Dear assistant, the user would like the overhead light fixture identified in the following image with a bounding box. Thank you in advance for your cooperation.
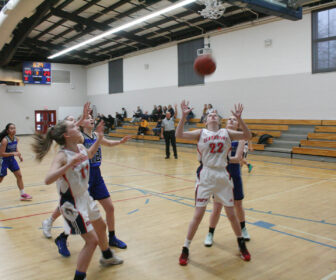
[48,0,197,59]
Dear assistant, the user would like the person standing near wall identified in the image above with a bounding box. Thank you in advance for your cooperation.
[161,104,178,159]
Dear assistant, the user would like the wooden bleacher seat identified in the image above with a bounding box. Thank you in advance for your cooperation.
[315,126,336,133]
[247,124,288,131]
[300,140,336,149]
[292,147,336,157]
[322,120,336,126]
[244,119,322,125]
[307,133,336,141]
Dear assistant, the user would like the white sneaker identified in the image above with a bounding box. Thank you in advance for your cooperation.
[42,218,52,238]
[204,232,213,247]
[100,250,123,266]
[242,227,250,241]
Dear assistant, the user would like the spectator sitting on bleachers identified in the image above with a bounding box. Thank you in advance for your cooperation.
[186,107,195,124]
[200,104,208,123]
[157,105,163,120]
[115,112,123,127]
[152,119,162,136]
[106,114,115,131]
[131,106,143,123]
[163,106,168,116]
[168,104,175,118]
[141,111,150,121]
[151,105,159,121]
[121,107,127,120]
[137,117,149,135]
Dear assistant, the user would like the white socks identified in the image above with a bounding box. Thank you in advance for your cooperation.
[20,189,25,195]
[184,239,191,248]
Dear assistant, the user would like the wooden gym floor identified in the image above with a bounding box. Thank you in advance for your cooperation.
[0,136,335,280]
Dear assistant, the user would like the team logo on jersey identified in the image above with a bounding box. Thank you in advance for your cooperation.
[197,198,208,202]
[203,135,226,143]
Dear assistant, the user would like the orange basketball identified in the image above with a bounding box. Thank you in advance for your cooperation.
[193,55,216,76]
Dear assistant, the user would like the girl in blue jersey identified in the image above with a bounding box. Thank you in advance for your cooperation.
[43,113,132,255]
[0,123,32,201]
[204,115,250,247]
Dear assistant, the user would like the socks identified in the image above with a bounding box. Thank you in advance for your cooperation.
[183,239,191,248]
[209,227,215,234]
[74,270,86,280]
[20,189,25,195]
[240,221,245,229]
[109,231,115,238]
[102,248,113,259]
[58,232,69,239]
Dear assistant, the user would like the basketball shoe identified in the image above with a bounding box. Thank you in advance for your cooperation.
[109,236,127,249]
[237,237,251,261]
[55,234,70,257]
[100,250,123,266]
[204,232,213,247]
[42,218,52,238]
[20,193,32,201]
[179,247,189,266]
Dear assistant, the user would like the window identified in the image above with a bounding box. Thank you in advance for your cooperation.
[312,7,336,73]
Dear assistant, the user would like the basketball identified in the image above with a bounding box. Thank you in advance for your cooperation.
[193,55,216,76]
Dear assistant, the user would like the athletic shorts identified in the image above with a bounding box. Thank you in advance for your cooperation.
[232,176,244,200]
[88,166,110,200]
[60,191,101,235]
[195,165,234,207]
[0,157,20,177]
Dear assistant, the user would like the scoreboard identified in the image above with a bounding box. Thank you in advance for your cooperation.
[23,62,51,84]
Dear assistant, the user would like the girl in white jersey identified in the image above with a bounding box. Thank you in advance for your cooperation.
[175,100,252,266]
[32,119,123,280]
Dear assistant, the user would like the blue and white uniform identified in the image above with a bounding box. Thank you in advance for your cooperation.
[227,141,244,200]
[82,132,110,200]
[195,128,234,207]
[57,145,101,235]
[0,136,20,177]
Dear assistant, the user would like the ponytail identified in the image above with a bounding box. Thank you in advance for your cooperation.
[0,123,14,142]
[32,121,67,161]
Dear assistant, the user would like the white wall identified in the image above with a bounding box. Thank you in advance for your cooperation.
[124,46,178,91]
[86,13,336,120]
[0,63,87,134]
[87,63,108,96]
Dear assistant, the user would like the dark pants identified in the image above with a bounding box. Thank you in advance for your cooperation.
[164,130,177,158]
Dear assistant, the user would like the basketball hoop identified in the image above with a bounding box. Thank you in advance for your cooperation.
[198,0,226,20]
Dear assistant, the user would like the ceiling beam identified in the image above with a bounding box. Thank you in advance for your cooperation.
[0,0,62,66]
[49,7,154,47]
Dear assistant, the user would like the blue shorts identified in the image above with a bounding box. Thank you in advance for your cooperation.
[227,164,244,200]
[232,176,244,200]
[0,157,20,177]
[88,166,110,200]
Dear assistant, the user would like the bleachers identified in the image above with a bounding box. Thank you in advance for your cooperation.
[109,118,336,158]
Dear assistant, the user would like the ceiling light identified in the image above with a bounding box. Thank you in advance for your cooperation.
[48,0,197,59]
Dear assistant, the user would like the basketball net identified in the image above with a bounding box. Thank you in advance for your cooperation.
[198,0,226,19]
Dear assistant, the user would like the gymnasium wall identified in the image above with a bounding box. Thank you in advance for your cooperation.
[0,64,87,134]
[86,13,336,120]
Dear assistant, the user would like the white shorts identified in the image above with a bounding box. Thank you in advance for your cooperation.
[60,191,101,235]
[195,166,234,207]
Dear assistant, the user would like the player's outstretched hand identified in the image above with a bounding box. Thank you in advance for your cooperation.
[120,135,132,144]
[231,103,244,120]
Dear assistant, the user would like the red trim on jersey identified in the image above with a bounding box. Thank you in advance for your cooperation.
[62,174,76,208]
[195,184,199,206]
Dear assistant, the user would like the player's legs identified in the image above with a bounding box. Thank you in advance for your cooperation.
[42,207,61,238]
[235,200,250,241]
[204,201,222,246]
[91,217,123,266]
[13,169,32,200]
[98,197,127,249]
[179,206,206,265]
[75,231,99,280]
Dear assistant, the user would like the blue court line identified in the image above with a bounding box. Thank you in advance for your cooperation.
[0,226,12,229]
[112,183,336,250]
[246,208,336,226]
[128,209,139,215]
[145,199,149,204]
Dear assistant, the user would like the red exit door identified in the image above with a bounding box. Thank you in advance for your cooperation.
[35,110,56,133]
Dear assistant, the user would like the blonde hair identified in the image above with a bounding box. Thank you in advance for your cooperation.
[32,121,68,161]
